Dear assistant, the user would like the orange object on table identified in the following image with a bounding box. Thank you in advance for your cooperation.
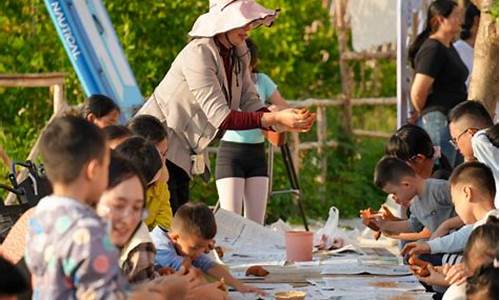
[245,265,269,277]
[262,130,286,146]
[360,208,382,232]
[408,254,431,277]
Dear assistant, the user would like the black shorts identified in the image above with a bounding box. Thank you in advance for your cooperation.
[215,141,268,179]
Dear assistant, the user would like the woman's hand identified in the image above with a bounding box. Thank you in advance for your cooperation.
[274,107,315,132]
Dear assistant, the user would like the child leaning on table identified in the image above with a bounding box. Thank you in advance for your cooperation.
[151,202,264,296]
[371,156,458,237]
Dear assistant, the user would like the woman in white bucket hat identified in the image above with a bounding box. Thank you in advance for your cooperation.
[137,0,315,212]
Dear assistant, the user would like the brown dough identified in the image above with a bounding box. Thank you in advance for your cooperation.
[245,265,270,277]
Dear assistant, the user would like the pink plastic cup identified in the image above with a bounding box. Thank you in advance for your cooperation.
[285,231,313,262]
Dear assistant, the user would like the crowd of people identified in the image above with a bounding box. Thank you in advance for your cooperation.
[0,0,498,299]
[360,1,499,299]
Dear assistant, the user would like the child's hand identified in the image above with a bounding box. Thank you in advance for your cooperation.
[412,265,449,287]
[234,282,266,296]
[182,257,193,270]
[187,282,230,300]
[158,266,176,276]
[178,266,207,288]
[372,217,389,231]
[444,263,467,286]
[147,274,189,300]
[381,206,400,221]
[400,241,431,256]
[360,208,382,232]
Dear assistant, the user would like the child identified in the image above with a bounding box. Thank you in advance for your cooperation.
[128,115,173,230]
[385,124,452,180]
[97,153,155,283]
[82,94,121,128]
[448,100,498,207]
[442,217,498,300]
[115,136,172,230]
[115,136,162,188]
[103,125,132,149]
[465,264,498,300]
[151,203,263,295]
[372,156,457,237]
[128,115,168,163]
[25,116,128,298]
[402,161,498,257]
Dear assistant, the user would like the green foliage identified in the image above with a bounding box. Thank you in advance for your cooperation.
[0,0,396,220]
[491,0,499,20]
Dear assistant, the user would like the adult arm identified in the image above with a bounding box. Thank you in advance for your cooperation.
[410,41,445,113]
[411,74,434,113]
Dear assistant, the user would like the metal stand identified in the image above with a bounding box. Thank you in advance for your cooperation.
[267,142,309,231]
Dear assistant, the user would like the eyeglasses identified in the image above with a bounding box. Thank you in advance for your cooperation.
[449,128,477,149]
[100,204,148,220]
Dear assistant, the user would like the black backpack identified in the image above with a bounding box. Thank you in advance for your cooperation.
[0,161,52,242]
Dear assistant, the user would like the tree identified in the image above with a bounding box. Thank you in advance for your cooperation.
[468,0,499,117]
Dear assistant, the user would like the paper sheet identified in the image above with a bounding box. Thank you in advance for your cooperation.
[325,244,365,255]
[321,275,425,292]
[321,263,411,276]
[215,209,286,267]
[228,284,294,300]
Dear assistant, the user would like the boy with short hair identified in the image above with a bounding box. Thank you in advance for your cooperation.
[448,100,498,207]
[151,203,262,295]
[372,156,457,237]
[402,161,498,257]
[128,115,173,230]
[448,100,494,162]
[25,116,127,298]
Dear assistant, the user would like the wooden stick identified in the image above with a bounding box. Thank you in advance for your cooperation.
[0,73,65,88]
[288,97,396,108]
[335,0,353,134]
[341,50,397,61]
[289,132,301,175]
[352,129,392,139]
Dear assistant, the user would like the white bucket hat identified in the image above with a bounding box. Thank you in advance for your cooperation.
[188,0,279,38]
